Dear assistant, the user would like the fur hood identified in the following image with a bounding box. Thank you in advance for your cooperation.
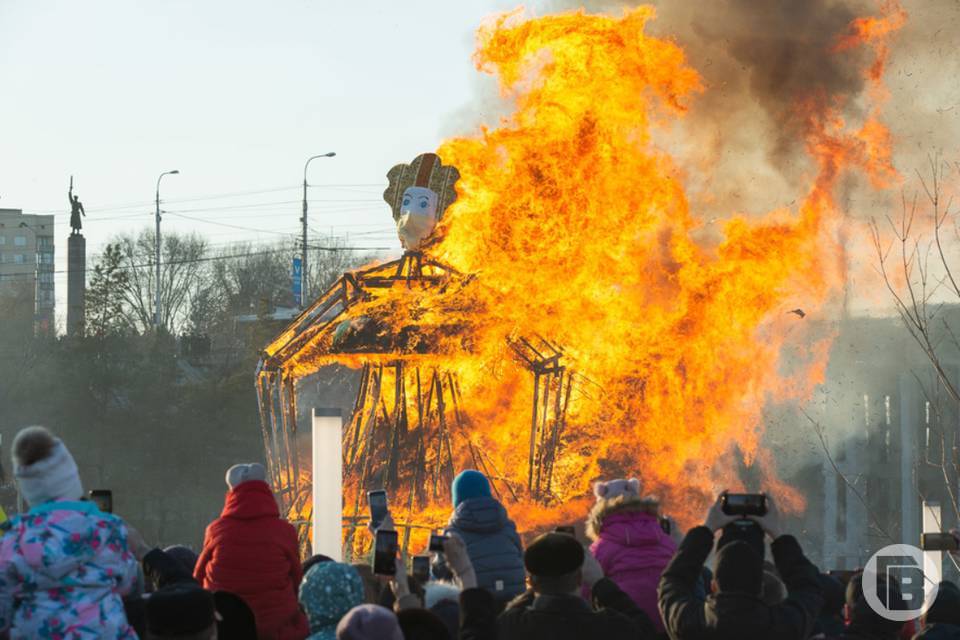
[586,494,660,541]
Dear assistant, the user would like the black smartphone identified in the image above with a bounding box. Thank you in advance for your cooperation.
[89,489,113,514]
[554,525,576,536]
[659,517,671,535]
[412,555,430,584]
[372,529,399,575]
[921,532,960,551]
[721,493,767,517]
[368,490,388,529]
[429,534,449,553]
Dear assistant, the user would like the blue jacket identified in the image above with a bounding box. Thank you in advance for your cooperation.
[444,496,525,602]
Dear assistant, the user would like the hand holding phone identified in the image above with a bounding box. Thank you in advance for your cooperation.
[429,534,449,553]
[412,555,430,584]
[720,492,768,517]
[368,490,388,530]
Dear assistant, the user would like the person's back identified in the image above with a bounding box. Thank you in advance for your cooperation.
[444,470,525,603]
[0,426,138,639]
[830,573,905,640]
[587,478,676,632]
[658,495,823,640]
[194,463,308,640]
[913,581,960,640]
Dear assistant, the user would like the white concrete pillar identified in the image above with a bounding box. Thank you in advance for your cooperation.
[312,408,343,561]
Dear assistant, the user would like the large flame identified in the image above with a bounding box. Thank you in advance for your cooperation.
[281,3,905,542]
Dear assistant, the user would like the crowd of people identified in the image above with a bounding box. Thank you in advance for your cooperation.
[0,425,959,639]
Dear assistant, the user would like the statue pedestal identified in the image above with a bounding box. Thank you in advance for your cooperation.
[67,234,86,337]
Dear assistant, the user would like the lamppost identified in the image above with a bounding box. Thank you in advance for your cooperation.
[301,152,336,307]
[155,169,180,329]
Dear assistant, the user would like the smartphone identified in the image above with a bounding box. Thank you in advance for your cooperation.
[429,534,449,553]
[412,555,430,584]
[368,490,388,529]
[659,517,671,535]
[89,489,113,514]
[827,569,857,585]
[721,493,767,517]
[921,532,960,551]
[554,526,576,536]
[372,529,399,575]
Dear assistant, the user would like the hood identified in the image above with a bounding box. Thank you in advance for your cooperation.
[586,495,659,541]
[424,581,461,609]
[449,496,509,533]
[221,480,280,520]
[300,562,364,633]
[590,509,664,547]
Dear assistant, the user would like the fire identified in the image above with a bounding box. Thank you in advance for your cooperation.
[267,3,906,544]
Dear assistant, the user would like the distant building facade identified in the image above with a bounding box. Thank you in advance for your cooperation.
[0,209,55,332]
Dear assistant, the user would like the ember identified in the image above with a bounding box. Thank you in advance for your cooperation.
[258,3,904,553]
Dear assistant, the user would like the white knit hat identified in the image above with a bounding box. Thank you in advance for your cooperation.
[14,439,84,507]
[593,478,642,501]
[225,463,267,489]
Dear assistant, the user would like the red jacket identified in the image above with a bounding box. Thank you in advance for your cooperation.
[195,480,308,640]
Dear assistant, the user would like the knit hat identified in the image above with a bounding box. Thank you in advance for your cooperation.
[300,562,365,637]
[14,438,84,507]
[336,604,404,640]
[213,591,258,640]
[146,584,216,636]
[524,532,585,578]
[714,541,763,595]
[163,545,199,576]
[451,470,491,507]
[397,608,451,640]
[593,478,641,500]
[225,463,267,490]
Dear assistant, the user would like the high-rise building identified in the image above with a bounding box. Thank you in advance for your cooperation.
[0,209,55,333]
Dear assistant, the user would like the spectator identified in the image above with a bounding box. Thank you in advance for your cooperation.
[143,547,199,591]
[441,469,525,604]
[424,581,461,639]
[303,553,335,575]
[194,462,308,640]
[352,563,384,604]
[915,580,960,639]
[497,531,656,640]
[657,494,823,640]
[300,561,365,639]
[836,572,906,640]
[0,426,140,638]
[336,604,404,640]
[213,590,258,640]
[762,562,787,605]
[586,477,677,632]
[814,573,847,638]
[144,583,217,640]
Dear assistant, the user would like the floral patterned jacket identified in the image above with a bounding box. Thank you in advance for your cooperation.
[0,500,139,639]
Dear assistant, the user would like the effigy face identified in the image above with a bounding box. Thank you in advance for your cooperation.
[397,186,439,250]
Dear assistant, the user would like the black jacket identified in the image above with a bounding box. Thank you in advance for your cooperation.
[915,624,960,639]
[658,526,822,640]
[496,577,655,640]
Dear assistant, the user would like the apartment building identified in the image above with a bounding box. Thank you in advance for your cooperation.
[0,208,55,332]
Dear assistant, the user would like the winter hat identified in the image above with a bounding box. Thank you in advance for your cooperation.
[397,608,452,640]
[225,463,267,490]
[300,562,365,637]
[593,478,641,501]
[451,470,491,507]
[336,604,404,640]
[524,532,585,578]
[214,591,258,640]
[146,584,216,636]
[13,431,84,507]
[163,545,199,576]
[714,541,763,595]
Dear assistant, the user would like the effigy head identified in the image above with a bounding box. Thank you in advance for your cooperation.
[383,153,460,251]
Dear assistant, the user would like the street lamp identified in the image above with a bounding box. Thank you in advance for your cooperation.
[155,169,180,330]
[301,152,336,307]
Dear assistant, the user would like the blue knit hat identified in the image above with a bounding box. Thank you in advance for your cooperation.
[299,562,364,637]
[451,470,491,507]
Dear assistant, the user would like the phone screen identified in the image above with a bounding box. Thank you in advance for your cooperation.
[89,489,113,514]
[429,534,448,553]
[722,493,767,516]
[921,532,960,551]
[368,490,388,529]
[412,555,430,584]
[373,529,399,575]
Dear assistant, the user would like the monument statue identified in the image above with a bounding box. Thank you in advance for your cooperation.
[69,176,85,235]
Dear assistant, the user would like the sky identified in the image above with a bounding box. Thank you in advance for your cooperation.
[0,0,530,319]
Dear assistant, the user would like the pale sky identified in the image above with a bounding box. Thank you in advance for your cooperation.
[0,0,531,318]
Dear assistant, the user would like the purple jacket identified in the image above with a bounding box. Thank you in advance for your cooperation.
[590,510,676,632]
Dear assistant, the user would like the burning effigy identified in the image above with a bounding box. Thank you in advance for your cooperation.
[258,5,905,552]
